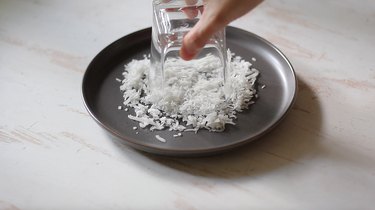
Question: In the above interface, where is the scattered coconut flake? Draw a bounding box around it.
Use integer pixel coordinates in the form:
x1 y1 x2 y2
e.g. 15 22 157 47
133 126 137 130
135 131 139 134
252 57 257 62
117 105 122 110
124 108 129 111
155 135 166 142
119 49 259 133
116 78 122 82
173 133 182 138
261 84 267 89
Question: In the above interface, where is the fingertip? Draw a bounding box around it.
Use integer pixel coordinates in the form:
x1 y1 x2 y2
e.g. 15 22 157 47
180 45 195 61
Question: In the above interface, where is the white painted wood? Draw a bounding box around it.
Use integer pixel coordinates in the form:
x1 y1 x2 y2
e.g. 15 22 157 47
1 0 374 209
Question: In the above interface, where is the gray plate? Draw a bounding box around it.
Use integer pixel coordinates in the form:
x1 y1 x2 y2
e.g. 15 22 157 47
82 26 297 157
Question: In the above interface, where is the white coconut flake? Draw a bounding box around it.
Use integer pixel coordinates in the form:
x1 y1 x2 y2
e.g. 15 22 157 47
119 49 259 133
155 135 166 142
133 126 137 130
116 78 122 82
173 133 182 138
117 105 122 110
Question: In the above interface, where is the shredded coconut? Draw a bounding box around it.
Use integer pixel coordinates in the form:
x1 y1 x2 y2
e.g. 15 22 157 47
173 133 182 138
119 50 259 133
155 135 166 142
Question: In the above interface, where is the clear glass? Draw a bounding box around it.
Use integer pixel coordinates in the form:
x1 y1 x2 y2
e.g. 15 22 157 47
150 0 227 90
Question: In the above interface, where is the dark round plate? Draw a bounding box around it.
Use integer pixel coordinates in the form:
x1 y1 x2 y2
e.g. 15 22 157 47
82 26 297 157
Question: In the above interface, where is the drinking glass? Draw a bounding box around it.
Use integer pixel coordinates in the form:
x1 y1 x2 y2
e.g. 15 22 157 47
149 0 227 90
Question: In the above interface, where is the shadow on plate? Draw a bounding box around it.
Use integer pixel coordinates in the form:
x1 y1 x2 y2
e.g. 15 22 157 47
109 76 322 179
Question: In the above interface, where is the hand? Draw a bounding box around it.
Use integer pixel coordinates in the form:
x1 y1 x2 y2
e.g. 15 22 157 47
180 0 263 60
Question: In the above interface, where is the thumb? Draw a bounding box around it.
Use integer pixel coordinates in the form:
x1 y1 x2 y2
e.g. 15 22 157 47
179 0 263 61
180 18 223 60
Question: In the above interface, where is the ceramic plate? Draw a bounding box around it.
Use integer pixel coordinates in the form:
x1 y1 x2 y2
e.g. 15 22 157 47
82 26 297 157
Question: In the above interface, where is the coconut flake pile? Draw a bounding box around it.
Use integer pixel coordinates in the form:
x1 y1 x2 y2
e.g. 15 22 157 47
119 50 259 133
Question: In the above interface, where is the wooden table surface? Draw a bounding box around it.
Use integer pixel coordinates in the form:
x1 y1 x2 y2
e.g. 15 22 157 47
1 0 374 209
